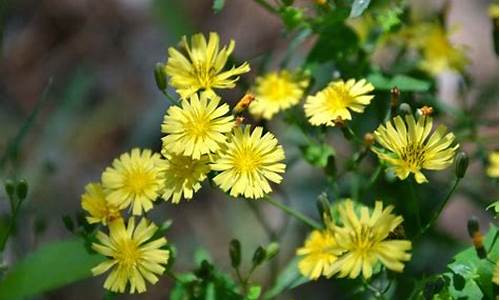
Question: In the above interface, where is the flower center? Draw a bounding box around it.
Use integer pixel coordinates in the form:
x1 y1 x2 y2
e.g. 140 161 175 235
324 85 354 112
185 114 211 138
259 77 293 102
233 146 261 173
116 239 141 269
400 143 426 170
349 225 377 253
126 168 154 194
192 62 216 88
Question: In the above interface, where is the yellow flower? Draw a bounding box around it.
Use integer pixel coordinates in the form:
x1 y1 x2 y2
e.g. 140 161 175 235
102 149 165 215
211 126 286 199
81 182 121 225
160 153 211 204
329 200 412 279
372 115 459 184
91 218 169 294
304 79 374 126
488 3 499 19
412 24 468 75
165 32 250 99
249 70 309 120
296 230 342 280
161 92 234 159
487 151 499 178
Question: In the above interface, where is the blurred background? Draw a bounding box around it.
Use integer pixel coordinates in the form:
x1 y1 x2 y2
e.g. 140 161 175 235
0 0 498 299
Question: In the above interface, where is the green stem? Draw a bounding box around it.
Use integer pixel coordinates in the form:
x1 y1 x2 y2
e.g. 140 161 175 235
368 165 382 187
0 196 23 252
418 177 461 238
245 200 277 241
362 279 385 300
263 195 321 229
407 178 422 232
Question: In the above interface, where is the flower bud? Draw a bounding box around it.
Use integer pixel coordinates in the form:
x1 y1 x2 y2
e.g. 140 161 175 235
16 179 28 201
364 133 375 147
390 87 400 107
154 63 167 91
418 105 433 117
252 246 266 267
62 215 75 233
467 217 486 259
265 242 280 261
455 151 469 179
4 180 15 200
316 192 331 222
233 94 255 114
229 239 241 268
398 103 412 115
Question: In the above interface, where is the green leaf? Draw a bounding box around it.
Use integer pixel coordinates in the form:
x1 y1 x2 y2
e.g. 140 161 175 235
0 238 104 300
300 142 335 168
280 6 304 31
246 285 261 300
263 257 309 299
350 0 371 18
212 0 225 13
446 225 498 299
486 201 499 214
367 73 431 92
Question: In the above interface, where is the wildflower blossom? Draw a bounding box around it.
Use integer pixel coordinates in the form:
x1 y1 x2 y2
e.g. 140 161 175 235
401 24 468 75
211 126 286 199
161 92 234 159
102 149 165 215
329 200 412 279
91 218 169 293
249 70 309 120
372 114 459 184
165 32 250 99
160 153 211 204
297 230 342 280
304 79 374 126
487 151 499 178
81 182 121 225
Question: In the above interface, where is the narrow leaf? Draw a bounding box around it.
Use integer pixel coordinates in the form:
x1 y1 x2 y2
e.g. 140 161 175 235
0 238 104 300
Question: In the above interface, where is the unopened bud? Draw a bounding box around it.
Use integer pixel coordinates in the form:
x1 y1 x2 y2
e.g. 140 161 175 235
252 246 266 267
16 179 28 201
418 106 434 117
398 103 412 115
229 239 241 268
455 151 469 179
333 117 346 127
467 217 486 259
316 193 331 222
154 63 167 91
4 180 15 200
233 94 255 114
364 133 375 146
62 215 74 233
265 242 280 260
390 87 400 107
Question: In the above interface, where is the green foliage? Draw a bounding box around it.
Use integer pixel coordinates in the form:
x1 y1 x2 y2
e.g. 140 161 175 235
419 226 499 300
212 0 225 13
300 142 335 168
0 239 104 300
367 72 431 92
170 260 243 300
263 257 309 299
